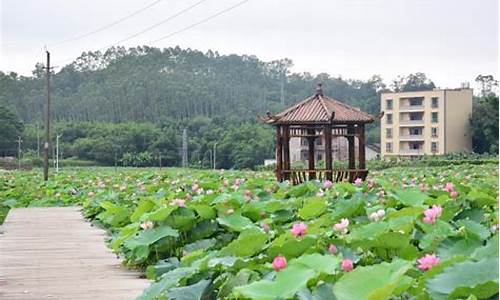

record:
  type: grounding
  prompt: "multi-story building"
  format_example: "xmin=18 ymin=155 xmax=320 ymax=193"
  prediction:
xmin=380 ymin=88 xmax=473 ymax=157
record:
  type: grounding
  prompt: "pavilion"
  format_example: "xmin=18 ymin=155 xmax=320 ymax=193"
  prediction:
xmin=263 ymin=84 xmax=377 ymax=185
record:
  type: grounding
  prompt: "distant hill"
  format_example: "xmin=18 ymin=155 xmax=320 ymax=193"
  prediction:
xmin=0 ymin=46 xmax=383 ymax=124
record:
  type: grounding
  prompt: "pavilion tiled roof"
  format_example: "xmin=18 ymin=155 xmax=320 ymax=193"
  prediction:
xmin=265 ymin=84 xmax=375 ymax=125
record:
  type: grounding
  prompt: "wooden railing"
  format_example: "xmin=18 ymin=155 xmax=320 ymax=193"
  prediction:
xmin=280 ymin=169 xmax=368 ymax=185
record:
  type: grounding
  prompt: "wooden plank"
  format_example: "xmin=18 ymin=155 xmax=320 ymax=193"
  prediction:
xmin=0 ymin=207 xmax=150 ymax=300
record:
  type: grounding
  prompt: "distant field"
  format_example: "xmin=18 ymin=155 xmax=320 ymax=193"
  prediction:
xmin=0 ymin=164 xmax=498 ymax=299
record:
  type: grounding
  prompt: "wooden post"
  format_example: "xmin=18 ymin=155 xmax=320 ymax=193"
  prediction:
xmin=324 ymin=125 xmax=332 ymax=181
xmin=347 ymin=125 xmax=355 ymax=170
xmin=282 ymin=125 xmax=291 ymax=180
xmin=43 ymin=51 xmax=51 ymax=181
xmin=358 ymin=124 xmax=366 ymax=169
xmin=275 ymin=126 xmax=283 ymax=181
xmin=307 ymin=128 xmax=316 ymax=180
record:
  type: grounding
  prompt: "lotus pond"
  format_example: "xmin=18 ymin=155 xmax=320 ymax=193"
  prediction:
xmin=0 ymin=164 xmax=498 ymax=299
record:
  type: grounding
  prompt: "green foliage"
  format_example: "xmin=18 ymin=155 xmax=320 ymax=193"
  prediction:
xmin=470 ymin=95 xmax=499 ymax=154
xmin=0 ymin=105 xmax=24 ymax=156
xmin=333 ymin=260 xmax=411 ymax=299
xmin=426 ymin=257 xmax=499 ymax=299
xmin=0 ymin=162 xmax=498 ymax=299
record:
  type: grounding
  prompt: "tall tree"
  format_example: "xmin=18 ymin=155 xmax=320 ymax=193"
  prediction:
xmin=391 ymin=73 xmax=435 ymax=92
xmin=470 ymin=95 xmax=499 ymax=154
xmin=475 ymin=75 xmax=498 ymax=98
xmin=0 ymin=105 xmax=24 ymax=156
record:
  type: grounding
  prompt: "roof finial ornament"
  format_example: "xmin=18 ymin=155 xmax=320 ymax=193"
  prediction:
xmin=316 ymin=83 xmax=323 ymax=96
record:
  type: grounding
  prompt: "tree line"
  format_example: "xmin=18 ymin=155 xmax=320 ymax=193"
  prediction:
xmin=0 ymin=46 xmax=496 ymax=168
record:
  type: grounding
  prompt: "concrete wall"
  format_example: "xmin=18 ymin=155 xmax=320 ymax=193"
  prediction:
xmin=444 ymin=89 xmax=473 ymax=153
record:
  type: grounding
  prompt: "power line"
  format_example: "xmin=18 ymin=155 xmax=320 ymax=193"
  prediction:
xmin=53 ymin=0 xmax=249 ymax=67
xmin=50 ymin=0 xmax=165 ymax=47
xmin=99 ymin=0 xmax=209 ymax=51
xmin=148 ymin=0 xmax=249 ymax=44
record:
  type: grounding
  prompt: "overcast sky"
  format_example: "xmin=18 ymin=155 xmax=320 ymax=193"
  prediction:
xmin=1 ymin=0 xmax=498 ymax=89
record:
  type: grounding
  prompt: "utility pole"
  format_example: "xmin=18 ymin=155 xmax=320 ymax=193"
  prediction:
xmin=56 ymin=133 xmax=62 ymax=173
xmin=213 ymin=142 xmax=217 ymax=170
xmin=17 ymin=136 xmax=22 ymax=170
xmin=181 ymin=128 xmax=188 ymax=168
xmin=43 ymin=51 xmax=51 ymax=181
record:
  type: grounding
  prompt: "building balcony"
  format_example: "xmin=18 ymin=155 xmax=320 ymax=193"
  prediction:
xmin=399 ymin=120 xmax=425 ymax=126
xmin=399 ymin=105 xmax=424 ymax=112
xmin=399 ymin=149 xmax=425 ymax=155
xmin=399 ymin=134 xmax=425 ymax=141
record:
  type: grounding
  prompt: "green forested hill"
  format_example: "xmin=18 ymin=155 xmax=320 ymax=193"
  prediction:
xmin=0 ymin=46 xmax=440 ymax=168
xmin=1 ymin=46 xmax=385 ymax=123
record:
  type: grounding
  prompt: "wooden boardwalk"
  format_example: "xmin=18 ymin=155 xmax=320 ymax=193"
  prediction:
xmin=0 ymin=207 xmax=150 ymax=300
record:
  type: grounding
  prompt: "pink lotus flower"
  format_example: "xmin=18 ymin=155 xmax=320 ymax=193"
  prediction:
xmin=354 ymin=178 xmax=363 ymax=186
xmin=316 ymin=189 xmax=325 ymax=197
xmin=444 ymin=182 xmax=455 ymax=193
xmin=341 ymin=259 xmax=354 ymax=272
xmin=328 ymin=244 xmax=338 ymax=254
xmin=226 ymin=208 xmax=235 ymax=215
xmin=291 ymin=222 xmax=308 ymax=237
xmin=140 ymin=221 xmax=154 ymax=230
xmin=450 ymin=191 xmax=458 ymax=199
xmin=323 ymin=180 xmax=333 ymax=189
xmin=333 ymin=218 xmax=349 ymax=234
xmin=262 ymin=223 xmax=270 ymax=233
xmin=87 ymin=191 xmax=95 ymax=197
xmin=170 ymin=199 xmax=186 ymax=208
xmin=368 ymin=209 xmax=385 ymax=222
xmin=272 ymin=256 xmax=287 ymax=272
xmin=417 ymin=254 xmax=440 ymax=271
xmin=423 ymin=205 xmax=443 ymax=224
xmin=378 ymin=190 xmax=385 ymax=198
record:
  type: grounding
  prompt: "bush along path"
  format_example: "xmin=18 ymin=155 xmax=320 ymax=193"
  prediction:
xmin=0 ymin=164 xmax=498 ymax=299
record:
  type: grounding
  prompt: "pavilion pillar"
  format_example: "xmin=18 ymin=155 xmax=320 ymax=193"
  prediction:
xmin=324 ymin=125 xmax=333 ymax=181
xmin=282 ymin=125 xmax=291 ymax=180
xmin=275 ymin=125 xmax=283 ymax=182
xmin=307 ymin=128 xmax=316 ymax=180
xmin=358 ymin=124 xmax=366 ymax=169
xmin=347 ymin=125 xmax=355 ymax=170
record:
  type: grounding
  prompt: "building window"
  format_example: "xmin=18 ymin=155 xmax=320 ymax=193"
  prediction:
xmin=386 ymin=128 xmax=392 ymax=138
xmin=431 ymin=142 xmax=438 ymax=153
xmin=386 ymin=142 xmax=392 ymax=153
xmin=410 ymin=128 xmax=422 ymax=135
xmin=432 ymin=112 xmax=438 ymax=123
xmin=315 ymin=138 xmax=322 ymax=146
xmin=409 ymin=97 xmax=423 ymax=106
xmin=410 ymin=142 xmax=422 ymax=150
xmin=431 ymin=127 xmax=438 ymax=138
xmin=386 ymin=114 xmax=393 ymax=124
xmin=409 ymin=112 xmax=424 ymax=121
xmin=432 ymin=97 xmax=439 ymax=108
xmin=301 ymin=138 xmax=308 ymax=146
xmin=317 ymin=153 xmax=323 ymax=161
xmin=386 ymin=99 xmax=393 ymax=110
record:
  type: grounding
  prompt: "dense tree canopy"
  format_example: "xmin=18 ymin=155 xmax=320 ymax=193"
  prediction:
xmin=0 ymin=105 xmax=24 ymax=156
xmin=1 ymin=45 xmax=495 ymax=167
xmin=470 ymin=95 xmax=499 ymax=154
xmin=1 ymin=46 xmax=384 ymax=125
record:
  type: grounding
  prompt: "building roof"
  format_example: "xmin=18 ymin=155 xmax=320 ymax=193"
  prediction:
xmin=264 ymin=84 xmax=375 ymax=125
